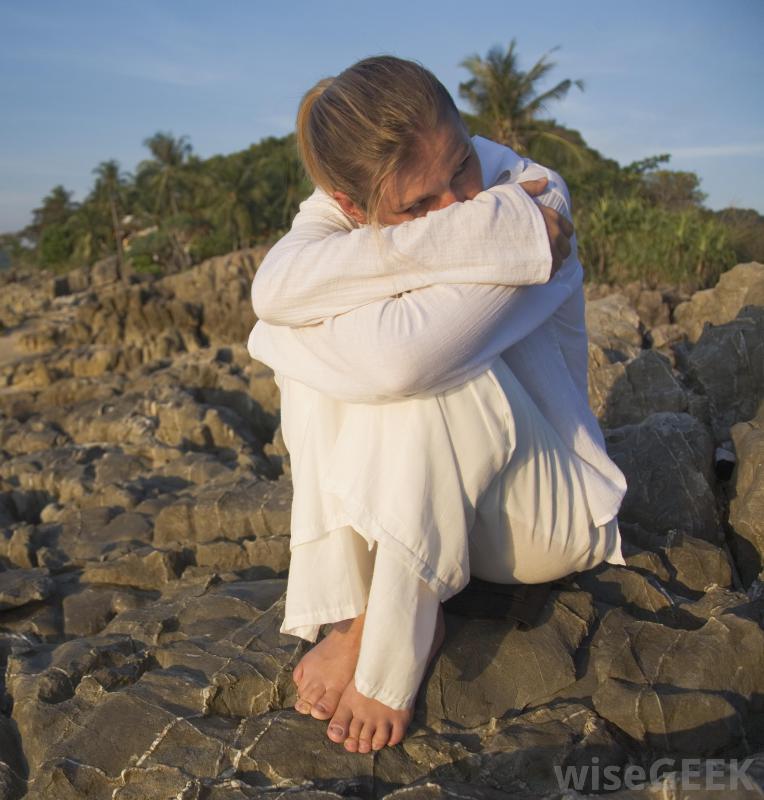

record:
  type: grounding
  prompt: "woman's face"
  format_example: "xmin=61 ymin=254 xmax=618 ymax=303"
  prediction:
xmin=376 ymin=115 xmax=484 ymax=225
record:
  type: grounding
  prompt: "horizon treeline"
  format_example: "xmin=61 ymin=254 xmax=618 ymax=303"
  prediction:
xmin=1 ymin=42 xmax=762 ymax=289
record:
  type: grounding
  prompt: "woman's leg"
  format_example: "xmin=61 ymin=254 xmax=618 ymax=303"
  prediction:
xmin=286 ymin=527 xmax=376 ymax=719
xmin=287 ymin=528 xmax=446 ymax=749
xmin=326 ymin=543 xmax=446 ymax=752
xmin=283 ymin=525 xmax=375 ymax=641
xmin=469 ymin=365 xmax=625 ymax=584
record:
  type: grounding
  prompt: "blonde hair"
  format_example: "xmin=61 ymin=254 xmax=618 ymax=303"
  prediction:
xmin=296 ymin=55 xmax=460 ymax=224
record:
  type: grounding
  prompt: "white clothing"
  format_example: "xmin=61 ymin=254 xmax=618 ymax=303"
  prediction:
xmin=284 ymin=354 xmax=625 ymax=708
xmin=248 ymin=138 xmax=627 ymax=536
xmin=250 ymin=143 xmax=551 ymax=327
xmin=246 ymin=136 xmax=628 ymax=708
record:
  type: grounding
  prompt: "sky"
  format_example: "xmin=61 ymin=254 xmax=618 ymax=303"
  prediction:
xmin=1 ymin=0 xmax=763 ymax=234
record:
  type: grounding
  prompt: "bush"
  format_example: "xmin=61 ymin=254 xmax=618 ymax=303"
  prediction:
xmin=38 ymin=223 xmax=75 ymax=268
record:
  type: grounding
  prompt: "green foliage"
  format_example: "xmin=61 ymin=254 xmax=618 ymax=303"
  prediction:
xmin=459 ymin=40 xmax=584 ymax=156
xmin=715 ymin=207 xmax=764 ymax=264
xmin=576 ymin=192 xmax=734 ymax=287
xmin=8 ymin=42 xmax=757 ymax=289
xmin=38 ymin=222 xmax=76 ymax=268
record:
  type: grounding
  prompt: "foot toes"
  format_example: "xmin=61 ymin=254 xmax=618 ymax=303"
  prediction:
xmin=343 ymin=716 xmax=363 ymax=751
xmin=300 ymin=681 xmax=325 ymax=707
xmin=371 ymin=721 xmax=391 ymax=751
xmin=310 ymin=687 xmax=342 ymax=720
xmin=327 ymin=703 xmax=353 ymax=744
xmin=357 ymin=721 xmax=375 ymax=754
xmin=388 ymin=719 xmax=408 ymax=747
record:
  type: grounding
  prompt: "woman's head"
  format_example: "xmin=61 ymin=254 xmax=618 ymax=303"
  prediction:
xmin=295 ymin=55 xmax=483 ymax=226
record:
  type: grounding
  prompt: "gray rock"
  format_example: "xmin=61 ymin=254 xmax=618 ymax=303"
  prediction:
xmin=422 ymin=589 xmax=594 ymax=728
xmin=591 ymin=607 xmax=764 ymax=755
xmin=2 ymin=255 xmax=762 ymax=795
xmin=161 ymin=248 xmax=262 ymax=347
xmin=153 ymin=475 xmax=291 ymax=546
xmin=585 ymin=293 xmax=643 ymax=362
xmin=683 ymin=306 xmax=764 ymax=441
xmin=0 ymin=567 xmax=54 ymax=610
xmin=81 ymin=545 xmax=186 ymax=590
xmin=662 ymin=530 xmax=733 ymax=594
xmin=573 ymin=564 xmax=675 ymax=621
xmin=589 ymin=349 xmax=689 ymax=428
xmin=605 ymin=413 xmax=721 ymax=542
xmin=730 ymin=404 xmax=764 ymax=587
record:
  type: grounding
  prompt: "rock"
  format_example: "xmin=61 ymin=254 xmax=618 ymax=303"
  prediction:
xmin=61 ymin=585 xmax=154 ymax=638
xmin=683 ymin=306 xmax=764 ymax=441
xmin=591 ymin=607 xmax=764 ymax=755
xmin=648 ymin=321 xmax=686 ymax=352
xmin=730 ymin=404 xmax=764 ymax=587
xmin=589 ymin=349 xmax=689 ymax=428
xmin=160 ymin=248 xmax=264 ymax=347
xmin=264 ymin=424 xmax=291 ymax=477
xmin=89 ymin=255 xmax=120 ymax=287
xmin=67 ymin=266 xmax=91 ymax=294
xmin=153 ymin=475 xmax=291 ymax=546
xmin=1 ymin=252 xmax=761 ymax=794
xmin=81 ymin=546 xmax=186 ymax=591
xmin=621 ymin=284 xmax=671 ymax=329
xmin=605 ymin=413 xmax=720 ymax=542
xmin=0 ymin=567 xmax=55 ymax=610
xmin=0 ymin=714 xmax=26 ymax=800
xmin=585 ymin=293 xmax=643 ymax=362
xmin=674 ymin=261 xmax=764 ymax=341
xmin=573 ymin=564 xmax=675 ymax=621
xmin=477 ymin=702 xmax=627 ymax=796
xmin=662 ymin=530 xmax=733 ymax=594
xmin=422 ymin=589 xmax=594 ymax=728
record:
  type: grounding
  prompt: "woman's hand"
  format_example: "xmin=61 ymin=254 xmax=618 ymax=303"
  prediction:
xmin=520 ymin=177 xmax=574 ymax=276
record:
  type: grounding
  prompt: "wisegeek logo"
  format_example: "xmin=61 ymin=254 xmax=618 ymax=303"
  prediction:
xmin=553 ymin=756 xmax=757 ymax=792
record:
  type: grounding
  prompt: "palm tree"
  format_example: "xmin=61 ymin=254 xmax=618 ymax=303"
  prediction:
xmin=136 ymin=132 xmax=193 ymax=218
xmin=26 ymin=185 xmax=78 ymax=244
xmin=136 ymin=132 xmax=194 ymax=269
xmin=92 ymin=159 xmax=130 ymax=282
xmin=204 ymin=157 xmax=262 ymax=251
xmin=458 ymin=40 xmax=584 ymax=156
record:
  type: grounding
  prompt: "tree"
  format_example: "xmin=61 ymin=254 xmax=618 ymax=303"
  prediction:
xmin=641 ymin=169 xmax=707 ymax=210
xmin=26 ymin=185 xmax=78 ymax=244
xmin=137 ymin=132 xmax=193 ymax=218
xmin=203 ymin=156 xmax=262 ymax=251
xmin=136 ymin=132 xmax=195 ymax=269
xmin=458 ymin=40 xmax=584 ymax=156
xmin=92 ymin=159 xmax=130 ymax=282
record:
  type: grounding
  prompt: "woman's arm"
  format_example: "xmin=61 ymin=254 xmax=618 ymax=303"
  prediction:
xmin=248 ymin=154 xmax=584 ymax=401
xmin=248 ymin=264 xmax=580 ymax=401
xmin=251 ymin=179 xmax=553 ymax=326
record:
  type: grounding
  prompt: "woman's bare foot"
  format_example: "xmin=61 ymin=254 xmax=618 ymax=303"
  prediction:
xmin=327 ymin=603 xmax=446 ymax=752
xmin=292 ymin=612 xmax=365 ymax=721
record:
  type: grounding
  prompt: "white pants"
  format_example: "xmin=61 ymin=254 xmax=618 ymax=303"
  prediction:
xmin=283 ymin=359 xmax=625 ymax=710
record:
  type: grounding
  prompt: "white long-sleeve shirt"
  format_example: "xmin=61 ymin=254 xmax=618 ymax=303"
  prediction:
xmin=247 ymin=137 xmax=576 ymax=401
xmin=247 ymin=137 xmax=627 ymax=561
xmin=250 ymin=143 xmax=552 ymax=328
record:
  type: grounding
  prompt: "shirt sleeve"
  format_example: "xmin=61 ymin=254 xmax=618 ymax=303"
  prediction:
xmin=251 ymin=179 xmax=553 ymax=326
xmin=249 ymin=269 xmax=579 ymax=402
xmin=247 ymin=146 xmax=585 ymax=402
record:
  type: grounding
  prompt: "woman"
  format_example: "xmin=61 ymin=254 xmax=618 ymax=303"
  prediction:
xmin=247 ymin=56 xmax=627 ymax=753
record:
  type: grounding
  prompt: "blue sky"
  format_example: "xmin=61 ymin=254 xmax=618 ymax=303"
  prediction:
xmin=1 ymin=0 xmax=763 ymax=233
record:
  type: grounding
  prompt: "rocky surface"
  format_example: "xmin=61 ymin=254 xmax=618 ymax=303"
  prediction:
xmin=0 ymin=257 xmax=761 ymax=798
